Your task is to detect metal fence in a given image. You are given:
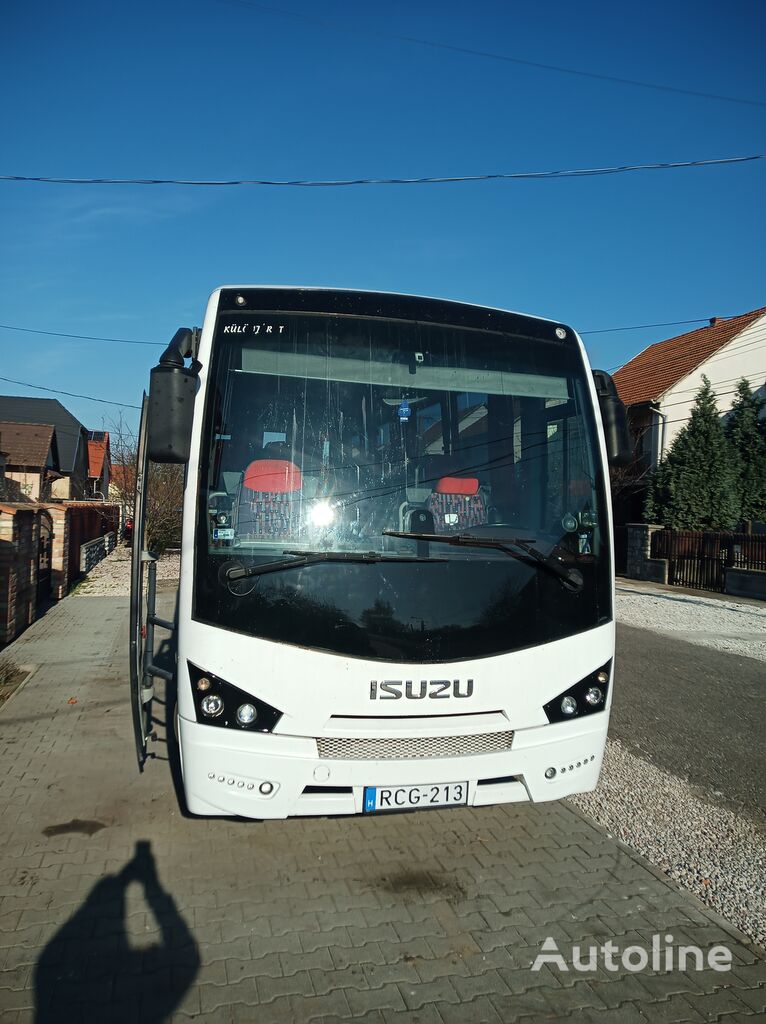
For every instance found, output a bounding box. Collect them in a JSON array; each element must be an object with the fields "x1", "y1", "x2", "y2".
[{"x1": 650, "y1": 529, "x2": 766, "y2": 592}]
